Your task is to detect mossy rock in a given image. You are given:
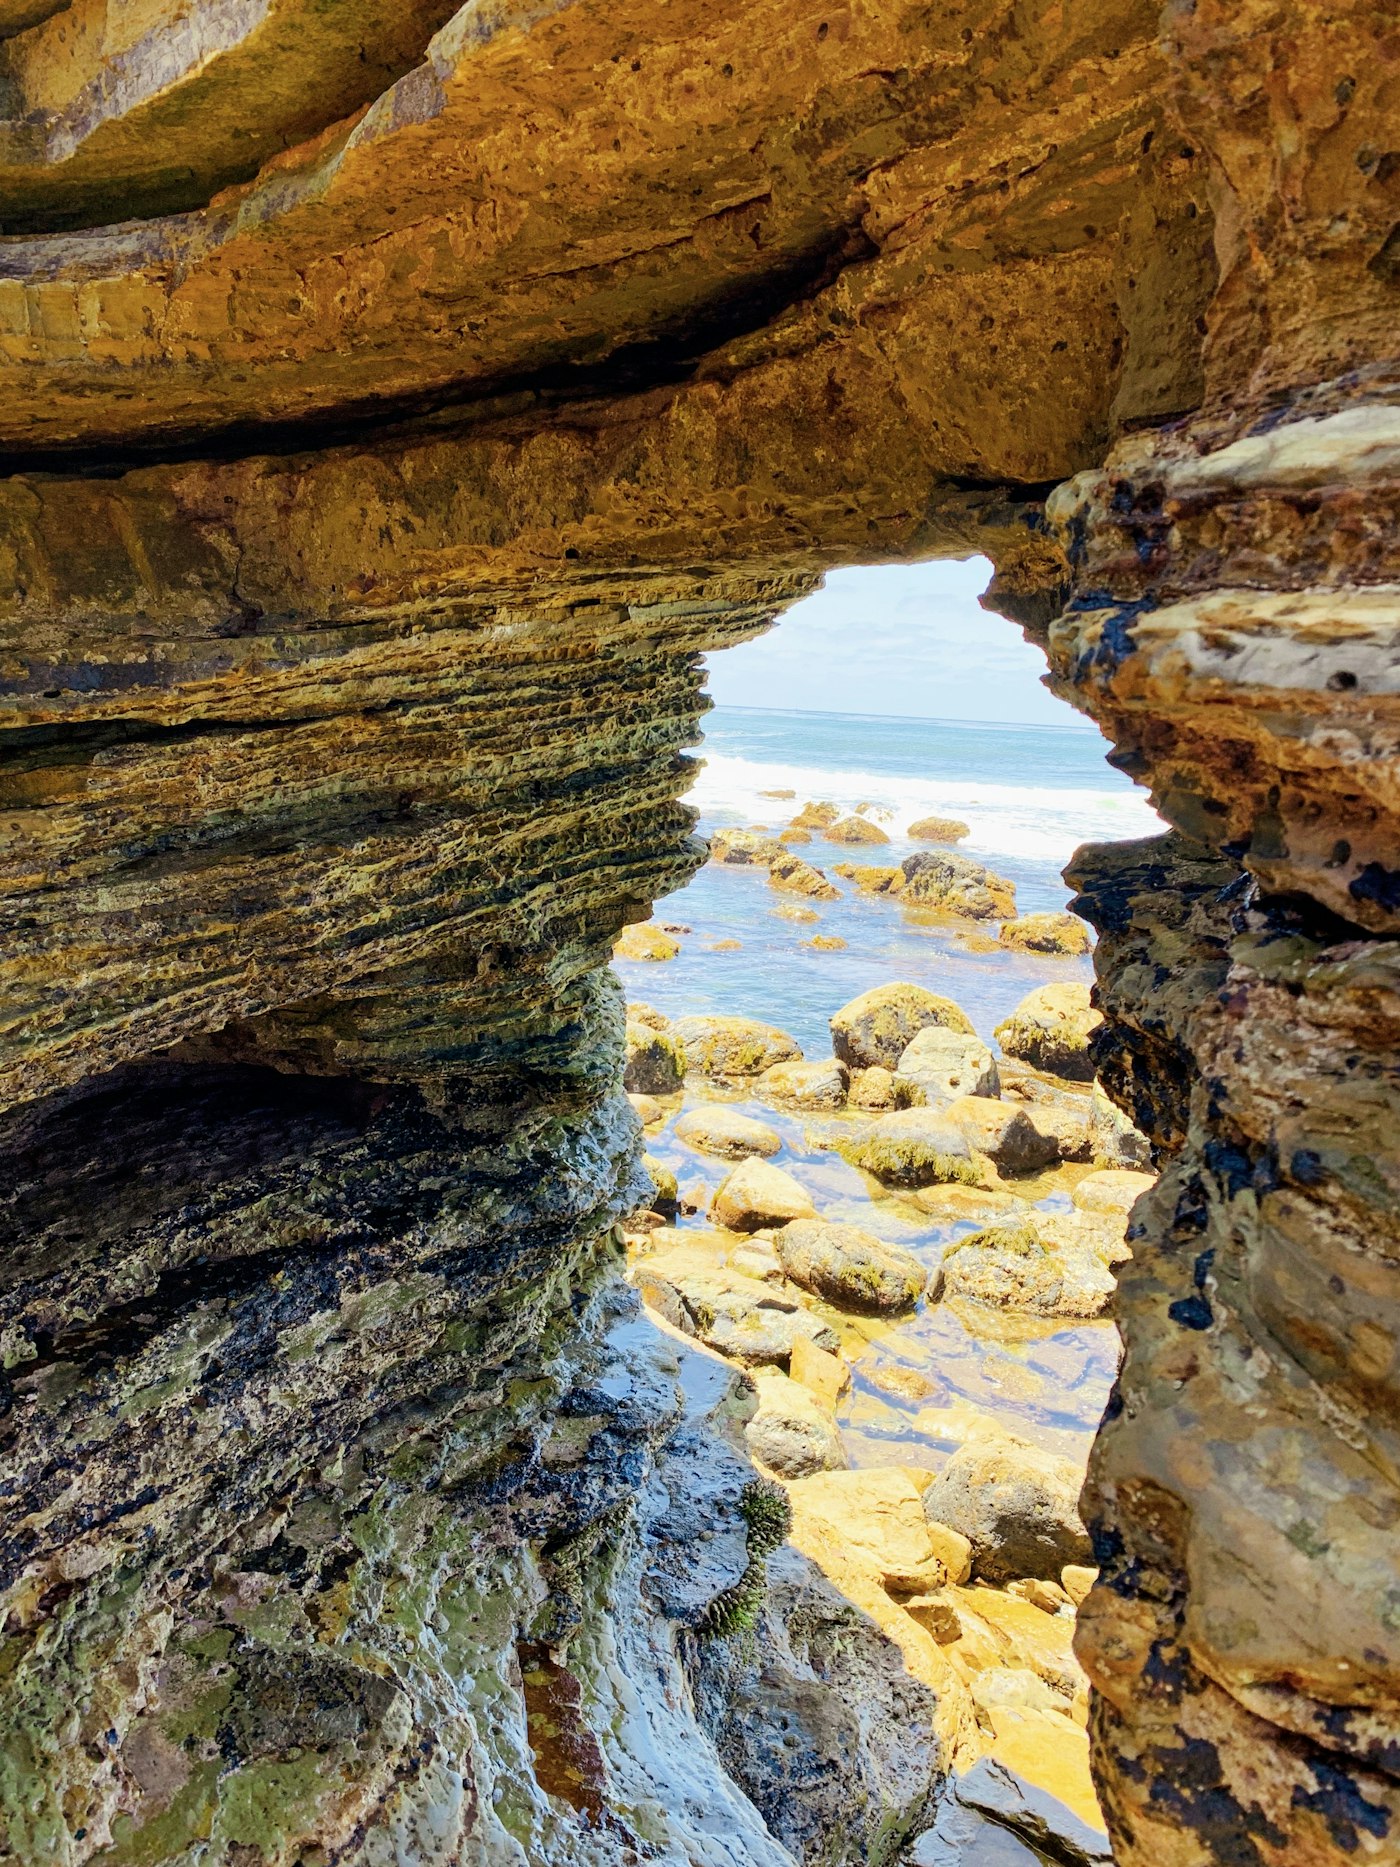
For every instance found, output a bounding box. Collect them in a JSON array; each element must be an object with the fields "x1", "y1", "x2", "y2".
[{"x1": 830, "y1": 982, "x2": 975, "y2": 1071}]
